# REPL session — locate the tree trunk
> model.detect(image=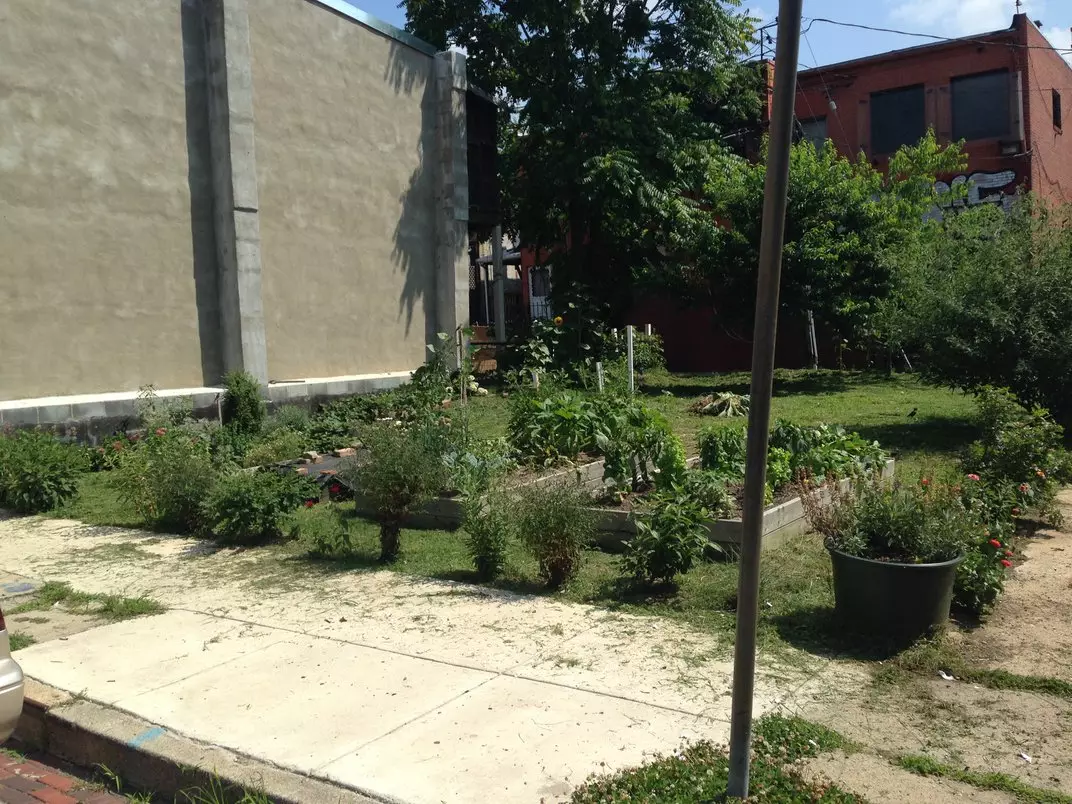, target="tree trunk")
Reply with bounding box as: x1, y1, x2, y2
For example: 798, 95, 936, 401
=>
379, 520, 402, 563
